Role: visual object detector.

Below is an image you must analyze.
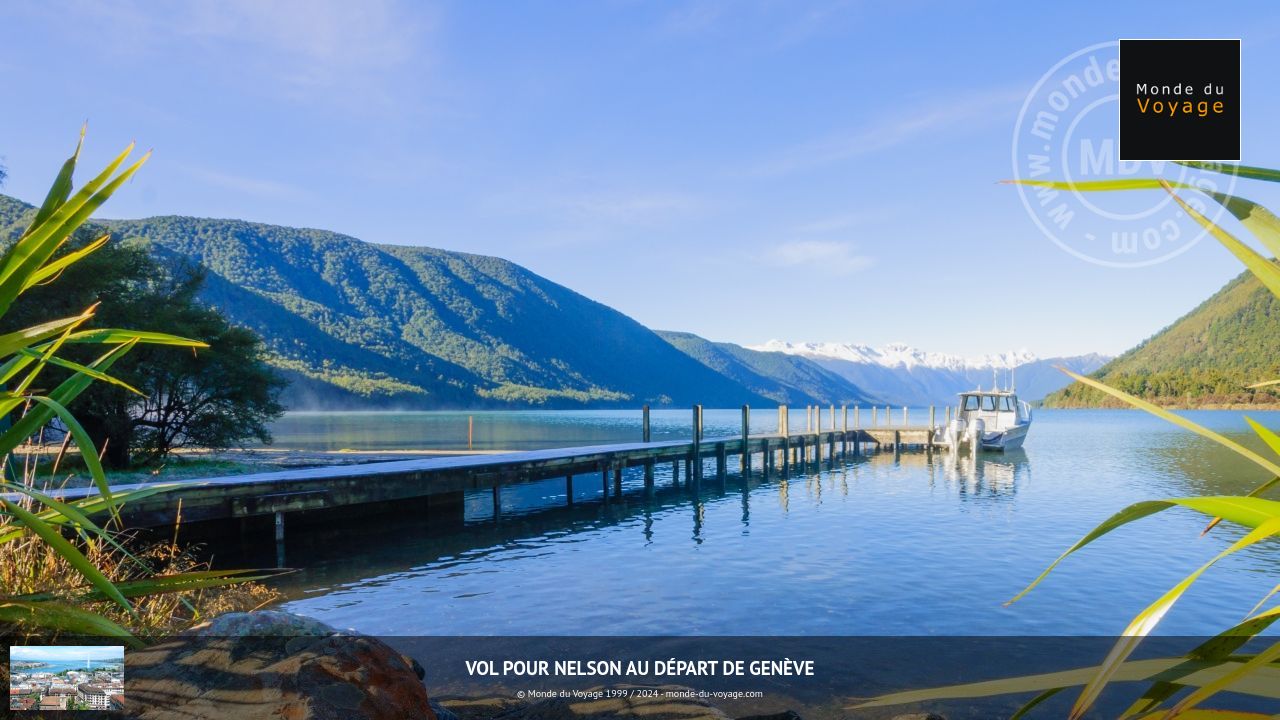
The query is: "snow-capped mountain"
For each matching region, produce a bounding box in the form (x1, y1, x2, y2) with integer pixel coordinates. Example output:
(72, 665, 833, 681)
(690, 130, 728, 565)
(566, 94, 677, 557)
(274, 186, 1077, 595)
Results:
(748, 341, 1108, 406)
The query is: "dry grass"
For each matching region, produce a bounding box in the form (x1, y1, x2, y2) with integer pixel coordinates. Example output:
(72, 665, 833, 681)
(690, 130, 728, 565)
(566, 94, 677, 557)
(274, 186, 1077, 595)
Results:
(0, 513, 281, 643)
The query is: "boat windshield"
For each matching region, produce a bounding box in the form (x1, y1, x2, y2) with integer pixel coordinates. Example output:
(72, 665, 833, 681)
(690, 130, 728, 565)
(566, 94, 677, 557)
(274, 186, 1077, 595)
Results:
(961, 394, 1018, 412)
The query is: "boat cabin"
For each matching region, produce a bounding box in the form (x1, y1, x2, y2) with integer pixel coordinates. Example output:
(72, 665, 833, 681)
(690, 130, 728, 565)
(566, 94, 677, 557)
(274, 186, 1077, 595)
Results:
(957, 390, 1026, 430)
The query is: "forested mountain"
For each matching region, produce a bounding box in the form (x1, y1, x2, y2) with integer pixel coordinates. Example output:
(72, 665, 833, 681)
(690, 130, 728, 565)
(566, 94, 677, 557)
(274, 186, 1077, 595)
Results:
(655, 331, 877, 406)
(1044, 265, 1280, 407)
(0, 193, 773, 409)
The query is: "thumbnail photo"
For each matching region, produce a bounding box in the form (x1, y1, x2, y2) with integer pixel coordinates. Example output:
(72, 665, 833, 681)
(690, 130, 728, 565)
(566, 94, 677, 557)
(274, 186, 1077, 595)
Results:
(8, 646, 125, 713)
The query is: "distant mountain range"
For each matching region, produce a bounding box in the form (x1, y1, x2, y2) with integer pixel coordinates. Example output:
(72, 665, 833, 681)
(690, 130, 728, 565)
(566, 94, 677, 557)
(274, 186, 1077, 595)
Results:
(656, 331, 874, 406)
(750, 341, 1109, 406)
(1045, 265, 1280, 408)
(1, 192, 1103, 409)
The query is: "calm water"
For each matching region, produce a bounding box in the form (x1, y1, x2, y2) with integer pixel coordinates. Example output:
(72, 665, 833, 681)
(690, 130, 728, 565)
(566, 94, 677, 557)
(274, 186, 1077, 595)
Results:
(258, 409, 1280, 636)
(10, 658, 123, 674)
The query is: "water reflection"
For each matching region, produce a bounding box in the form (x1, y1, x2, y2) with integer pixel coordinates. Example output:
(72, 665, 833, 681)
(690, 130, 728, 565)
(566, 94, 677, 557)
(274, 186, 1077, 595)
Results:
(236, 409, 1280, 636)
(258, 449, 1031, 605)
(943, 448, 1030, 500)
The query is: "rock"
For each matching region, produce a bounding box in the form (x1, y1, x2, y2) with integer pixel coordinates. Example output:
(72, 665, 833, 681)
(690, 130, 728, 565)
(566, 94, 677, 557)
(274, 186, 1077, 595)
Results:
(432, 699, 463, 720)
(191, 610, 341, 638)
(441, 696, 526, 720)
(493, 685, 730, 720)
(738, 713, 802, 720)
(125, 611, 435, 720)
(889, 714, 946, 720)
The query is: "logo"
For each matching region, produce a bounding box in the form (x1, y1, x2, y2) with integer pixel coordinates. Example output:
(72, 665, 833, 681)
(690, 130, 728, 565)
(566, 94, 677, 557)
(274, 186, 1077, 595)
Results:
(1119, 39, 1240, 161)
(1012, 41, 1238, 268)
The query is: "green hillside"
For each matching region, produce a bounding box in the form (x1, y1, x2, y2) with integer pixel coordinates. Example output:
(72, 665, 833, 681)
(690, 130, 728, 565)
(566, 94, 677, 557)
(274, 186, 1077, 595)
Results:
(656, 330, 877, 406)
(1044, 265, 1280, 408)
(1, 194, 780, 409)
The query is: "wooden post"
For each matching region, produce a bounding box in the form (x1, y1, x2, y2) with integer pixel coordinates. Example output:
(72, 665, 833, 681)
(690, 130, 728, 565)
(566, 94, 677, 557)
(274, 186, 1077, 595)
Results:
(602, 466, 610, 502)
(642, 404, 651, 443)
(468, 415, 474, 450)
(903, 406, 908, 427)
(930, 405, 936, 430)
(928, 406, 937, 452)
(673, 459, 680, 487)
(644, 461, 654, 490)
(829, 404, 835, 431)
(841, 405, 849, 454)
(613, 463, 623, 498)
(716, 442, 726, 481)
(741, 405, 751, 473)
(274, 511, 285, 568)
(492, 483, 501, 518)
(852, 405, 860, 456)
(871, 406, 877, 426)
(692, 404, 703, 482)
(566, 474, 574, 505)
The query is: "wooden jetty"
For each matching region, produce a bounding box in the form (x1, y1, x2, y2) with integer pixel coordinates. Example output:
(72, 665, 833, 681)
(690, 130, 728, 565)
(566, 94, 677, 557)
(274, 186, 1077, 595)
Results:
(36, 404, 946, 538)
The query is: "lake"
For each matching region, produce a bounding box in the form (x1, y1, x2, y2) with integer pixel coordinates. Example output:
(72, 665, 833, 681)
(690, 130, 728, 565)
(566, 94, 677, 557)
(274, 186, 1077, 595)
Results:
(255, 408, 1280, 637)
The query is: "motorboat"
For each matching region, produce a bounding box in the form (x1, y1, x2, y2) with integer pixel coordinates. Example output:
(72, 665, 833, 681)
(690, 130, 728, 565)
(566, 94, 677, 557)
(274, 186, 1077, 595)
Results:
(940, 388, 1032, 452)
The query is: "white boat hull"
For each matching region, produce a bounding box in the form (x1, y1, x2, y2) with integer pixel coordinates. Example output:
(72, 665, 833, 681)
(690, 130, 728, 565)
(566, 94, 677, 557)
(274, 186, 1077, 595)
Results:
(938, 418, 1031, 452)
(978, 421, 1029, 451)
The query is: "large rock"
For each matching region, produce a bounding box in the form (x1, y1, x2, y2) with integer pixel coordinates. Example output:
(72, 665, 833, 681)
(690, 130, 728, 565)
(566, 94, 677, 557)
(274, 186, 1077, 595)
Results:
(125, 611, 434, 720)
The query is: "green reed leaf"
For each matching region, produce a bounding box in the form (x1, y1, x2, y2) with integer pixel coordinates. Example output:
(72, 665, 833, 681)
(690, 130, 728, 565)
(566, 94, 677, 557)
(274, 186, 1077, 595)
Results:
(1174, 161, 1280, 183)
(0, 496, 133, 614)
(1069, 517, 1280, 719)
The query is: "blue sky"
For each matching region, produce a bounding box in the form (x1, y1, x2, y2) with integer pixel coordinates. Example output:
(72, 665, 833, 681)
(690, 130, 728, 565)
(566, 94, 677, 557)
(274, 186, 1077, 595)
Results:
(11, 645, 124, 663)
(3, 1, 1280, 357)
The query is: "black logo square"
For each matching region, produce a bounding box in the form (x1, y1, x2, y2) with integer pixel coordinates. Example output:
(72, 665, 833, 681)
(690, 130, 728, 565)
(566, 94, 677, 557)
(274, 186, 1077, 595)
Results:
(1119, 39, 1240, 161)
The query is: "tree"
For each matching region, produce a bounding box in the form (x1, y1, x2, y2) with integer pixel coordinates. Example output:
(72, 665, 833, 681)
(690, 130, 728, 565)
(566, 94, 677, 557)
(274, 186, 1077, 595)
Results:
(84, 262, 286, 465)
(4, 230, 285, 467)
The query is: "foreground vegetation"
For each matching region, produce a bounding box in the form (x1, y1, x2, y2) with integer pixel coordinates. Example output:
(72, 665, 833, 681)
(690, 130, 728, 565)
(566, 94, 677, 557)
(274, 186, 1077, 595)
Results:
(0, 200, 285, 468)
(0, 131, 275, 644)
(858, 167, 1280, 718)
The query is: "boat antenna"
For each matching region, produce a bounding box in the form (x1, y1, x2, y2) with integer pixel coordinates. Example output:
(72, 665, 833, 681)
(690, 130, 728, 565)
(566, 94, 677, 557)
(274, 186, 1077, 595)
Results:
(993, 368, 998, 392)
(1011, 366, 1016, 392)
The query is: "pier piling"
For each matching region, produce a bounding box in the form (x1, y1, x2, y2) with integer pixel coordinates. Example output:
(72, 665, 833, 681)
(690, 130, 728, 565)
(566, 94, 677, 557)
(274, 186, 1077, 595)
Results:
(34, 400, 956, 534)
